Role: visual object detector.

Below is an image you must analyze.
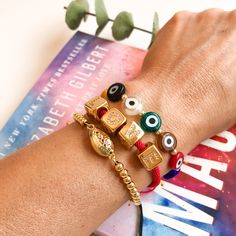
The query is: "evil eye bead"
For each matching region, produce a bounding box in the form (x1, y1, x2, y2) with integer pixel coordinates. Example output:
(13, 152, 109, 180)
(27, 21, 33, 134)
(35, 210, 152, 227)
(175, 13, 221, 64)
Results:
(169, 152, 184, 170)
(123, 97, 143, 116)
(107, 83, 126, 102)
(157, 132, 177, 152)
(140, 112, 161, 132)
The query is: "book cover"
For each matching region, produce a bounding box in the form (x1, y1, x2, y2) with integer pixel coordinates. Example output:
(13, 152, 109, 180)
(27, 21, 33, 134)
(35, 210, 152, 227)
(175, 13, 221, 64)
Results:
(0, 31, 235, 236)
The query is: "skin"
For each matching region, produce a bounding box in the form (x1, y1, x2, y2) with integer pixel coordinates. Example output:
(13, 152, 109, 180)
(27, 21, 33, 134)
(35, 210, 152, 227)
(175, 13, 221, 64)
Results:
(0, 8, 236, 236)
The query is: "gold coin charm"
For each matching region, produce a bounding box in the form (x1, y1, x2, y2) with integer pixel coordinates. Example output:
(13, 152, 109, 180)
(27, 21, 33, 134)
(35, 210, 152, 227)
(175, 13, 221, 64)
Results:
(89, 127, 115, 157)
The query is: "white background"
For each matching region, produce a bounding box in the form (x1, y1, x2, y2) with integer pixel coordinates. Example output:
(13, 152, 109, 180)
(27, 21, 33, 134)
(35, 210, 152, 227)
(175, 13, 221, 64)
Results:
(1, 0, 236, 129)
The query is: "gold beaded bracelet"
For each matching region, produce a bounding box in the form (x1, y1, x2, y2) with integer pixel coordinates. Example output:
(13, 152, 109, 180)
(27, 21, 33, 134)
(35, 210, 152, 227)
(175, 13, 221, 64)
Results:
(73, 113, 141, 206)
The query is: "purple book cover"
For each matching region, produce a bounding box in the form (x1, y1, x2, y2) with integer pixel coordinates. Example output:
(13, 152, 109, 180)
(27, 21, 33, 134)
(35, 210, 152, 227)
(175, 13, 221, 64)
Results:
(0, 31, 235, 236)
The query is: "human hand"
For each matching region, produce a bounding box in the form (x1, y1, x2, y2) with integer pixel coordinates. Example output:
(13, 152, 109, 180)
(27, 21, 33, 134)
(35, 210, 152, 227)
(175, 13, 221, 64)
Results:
(127, 9, 236, 153)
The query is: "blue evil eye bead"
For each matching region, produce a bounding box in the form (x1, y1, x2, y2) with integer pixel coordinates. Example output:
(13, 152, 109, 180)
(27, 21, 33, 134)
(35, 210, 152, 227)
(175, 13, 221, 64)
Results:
(163, 169, 181, 179)
(157, 132, 177, 152)
(123, 96, 143, 116)
(140, 112, 161, 132)
(107, 83, 126, 102)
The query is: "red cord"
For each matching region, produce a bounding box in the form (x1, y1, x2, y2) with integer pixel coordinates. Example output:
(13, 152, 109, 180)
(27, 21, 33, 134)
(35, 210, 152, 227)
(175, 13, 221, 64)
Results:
(134, 140, 161, 193)
(135, 140, 146, 152)
(141, 167, 161, 193)
(97, 107, 108, 119)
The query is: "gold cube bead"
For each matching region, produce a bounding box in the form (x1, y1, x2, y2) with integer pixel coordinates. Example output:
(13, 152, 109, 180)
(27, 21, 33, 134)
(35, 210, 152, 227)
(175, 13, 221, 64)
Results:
(101, 108, 127, 133)
(127, 182, 135, 190)
(118, 121, 144, 149)
(85, 96, 109, 120)
(123, 176, 132, 184)
(120, 169, 128, 178)
(115, 162, 124, 172)
(138, 142, 163, 171)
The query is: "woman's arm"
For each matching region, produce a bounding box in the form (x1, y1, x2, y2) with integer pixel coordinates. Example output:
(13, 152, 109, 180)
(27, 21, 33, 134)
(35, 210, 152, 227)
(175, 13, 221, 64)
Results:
(0, 9, 236, 235)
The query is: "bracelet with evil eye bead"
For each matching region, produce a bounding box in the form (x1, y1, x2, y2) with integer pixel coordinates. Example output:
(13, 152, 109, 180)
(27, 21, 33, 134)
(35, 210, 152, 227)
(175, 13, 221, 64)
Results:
(104, 82, 185, 180)
(83, 95, 162, 192)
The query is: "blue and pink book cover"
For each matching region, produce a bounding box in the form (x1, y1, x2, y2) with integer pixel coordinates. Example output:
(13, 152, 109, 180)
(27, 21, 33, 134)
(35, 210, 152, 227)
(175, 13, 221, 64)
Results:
(0, 31, 235, 236)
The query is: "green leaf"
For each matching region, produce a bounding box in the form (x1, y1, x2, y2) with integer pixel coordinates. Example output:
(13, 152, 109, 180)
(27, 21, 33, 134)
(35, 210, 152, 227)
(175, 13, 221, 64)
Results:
(112, 11, 134, 41)
(95, 24, 107, 36)
(95, 0, 109, 35)
(148, 12, 159, 48)
(65, 0, 89, 30)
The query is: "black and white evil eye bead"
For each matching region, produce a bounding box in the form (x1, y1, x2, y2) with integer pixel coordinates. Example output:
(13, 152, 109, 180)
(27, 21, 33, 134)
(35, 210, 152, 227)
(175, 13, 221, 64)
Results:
(140, 112, 162, 132)
(107, 83, 126, 102)
(158, 132, 177, 152)
(123, 96, 143, 116)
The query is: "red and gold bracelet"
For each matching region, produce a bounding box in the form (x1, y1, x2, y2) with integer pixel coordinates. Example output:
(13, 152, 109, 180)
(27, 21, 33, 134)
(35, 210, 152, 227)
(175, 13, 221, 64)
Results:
(104, 83, 185, 186)
(83, 95, 162, 193)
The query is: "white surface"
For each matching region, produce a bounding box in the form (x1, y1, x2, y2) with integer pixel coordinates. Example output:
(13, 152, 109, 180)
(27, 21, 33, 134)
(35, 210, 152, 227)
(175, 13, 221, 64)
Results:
(1, 0, 236, 129)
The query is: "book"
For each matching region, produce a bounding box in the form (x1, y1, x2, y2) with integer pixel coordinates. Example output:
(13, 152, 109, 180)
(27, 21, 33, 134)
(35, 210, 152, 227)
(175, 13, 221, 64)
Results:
(0, 31, 235, 236)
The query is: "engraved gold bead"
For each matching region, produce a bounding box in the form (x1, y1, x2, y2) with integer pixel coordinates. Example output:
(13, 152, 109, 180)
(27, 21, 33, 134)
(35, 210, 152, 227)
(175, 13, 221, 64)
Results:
(127, 182, 135, 189)
(118, 121, 144, 149)
(138, 142, 163, 171)
(85, 96, 109, 120)
(101, 108, 127, 133)
(115, 162, 124, 172)
(120, 169, 128, 178)
(123, 176, 132, 184)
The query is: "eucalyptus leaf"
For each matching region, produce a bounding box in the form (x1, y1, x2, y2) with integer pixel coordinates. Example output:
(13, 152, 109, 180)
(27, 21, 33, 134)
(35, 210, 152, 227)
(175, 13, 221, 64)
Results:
(95, 24, 107, 36)
(112, 11, 134, 40)
(65, 0, 89, 30)
(148, 12, 159, 48)
(95, 0, 109, 35)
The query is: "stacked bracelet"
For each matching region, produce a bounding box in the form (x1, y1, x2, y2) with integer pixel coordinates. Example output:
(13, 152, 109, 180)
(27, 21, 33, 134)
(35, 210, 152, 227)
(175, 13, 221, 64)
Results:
(105, 83, 185, 182)
(83, 95, 162, 193)
(73, 113, 141, 206)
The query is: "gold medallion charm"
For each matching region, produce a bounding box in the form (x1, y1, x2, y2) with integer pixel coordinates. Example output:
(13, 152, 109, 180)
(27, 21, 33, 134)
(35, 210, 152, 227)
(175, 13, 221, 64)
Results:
(73, 113, 114, 158)
(89, 127, 114, 157)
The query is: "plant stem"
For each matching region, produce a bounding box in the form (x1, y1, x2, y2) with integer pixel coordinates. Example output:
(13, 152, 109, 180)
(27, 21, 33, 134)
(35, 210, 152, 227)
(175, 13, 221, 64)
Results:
(64, 7, 152, 35)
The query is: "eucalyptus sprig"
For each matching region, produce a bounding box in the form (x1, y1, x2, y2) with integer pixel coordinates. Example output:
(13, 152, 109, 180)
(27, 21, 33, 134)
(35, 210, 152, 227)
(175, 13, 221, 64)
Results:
(65, 0, 159, 48)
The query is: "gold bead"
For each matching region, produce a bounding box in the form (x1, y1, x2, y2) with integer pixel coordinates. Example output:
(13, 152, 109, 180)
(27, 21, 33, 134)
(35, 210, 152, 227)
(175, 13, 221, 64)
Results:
(89, 127, 114, 157)
(101, 89, 108, 99)
(129, 188, 138, 195)
(131, 192, 140, 198)
(133, 200, 141, 206)
(155, 129, 163, 135)
(120, 169, 128, 178)
(127, 182, 135, 190)
(101, 108, 127, 134)
(115, 162, 124, 172)
(123, 176, 132, 184)
(138, 142, 163, 171)
(121, 94, 128, 100)
(85, 96, 109, 120)
(171, 149, 178, 155)
(118, 121, 144, 149)
(73, 113, 87, 126)
(132, 196, 141, 201)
